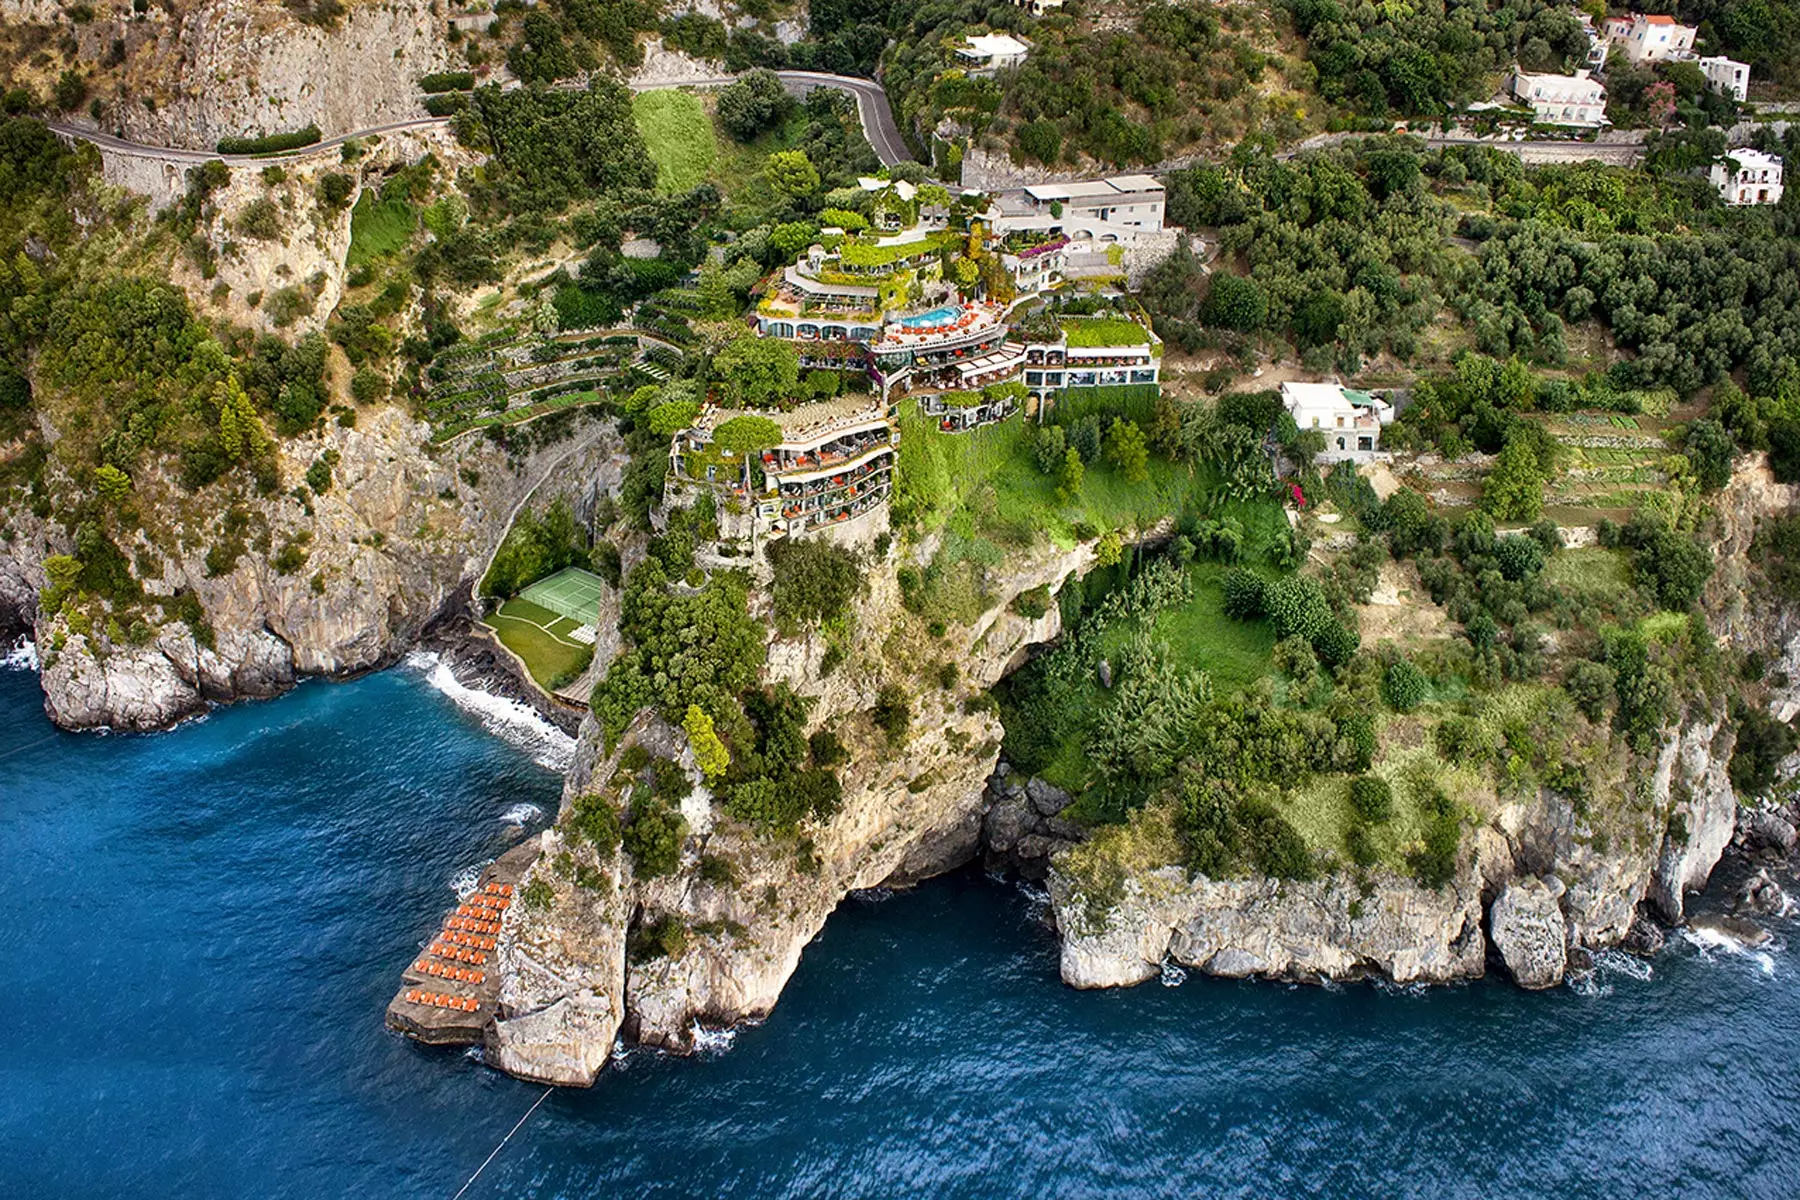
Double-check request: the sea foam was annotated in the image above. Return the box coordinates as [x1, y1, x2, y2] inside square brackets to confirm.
[405, 650, 575, 771]
[499, 802, 546, 827]
[3, 637, 38, 672]
[1681, 924, 1779, 978]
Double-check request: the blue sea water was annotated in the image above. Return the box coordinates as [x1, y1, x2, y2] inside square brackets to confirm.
[3, 654, 1800, 1199]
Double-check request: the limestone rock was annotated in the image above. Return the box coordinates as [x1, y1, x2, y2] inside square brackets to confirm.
[1489, 878, 1568, 990]
[1650, 716, 1738, 923]
[1744, 810, 1798, 854]
[38, 637, 205, 731]
[1049, 862, 1487, 989]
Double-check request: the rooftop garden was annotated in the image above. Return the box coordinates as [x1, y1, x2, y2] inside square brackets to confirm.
[1059, 315, 1152, 348]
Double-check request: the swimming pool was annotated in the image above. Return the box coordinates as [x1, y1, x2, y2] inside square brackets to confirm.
[898, 305, 962, 329]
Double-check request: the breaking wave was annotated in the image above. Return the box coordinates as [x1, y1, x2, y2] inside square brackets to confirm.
[1159, 961, 1188, 988]
[449, 860, 492, 901]
[1681, 924, 1779, 978]
[3, 637, 37, 671]
[405, 650, 574, 771]
[499, 803, 546, 827]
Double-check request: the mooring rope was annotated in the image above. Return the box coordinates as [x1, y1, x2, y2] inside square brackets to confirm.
[451, 1085, 555, 1200]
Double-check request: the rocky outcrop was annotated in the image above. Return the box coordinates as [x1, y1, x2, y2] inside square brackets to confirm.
[1488, 876, 1568, 990]
[1046, 805, 1489, 989]
[1050, 861, 1488, 989]
[1649, 716, 1738, 923]
[10, 407, 626, 731]
[981, 767, 1085, 879]
[486, 827, 630, 1088]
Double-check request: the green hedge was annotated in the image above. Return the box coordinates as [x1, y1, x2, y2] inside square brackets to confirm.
[419, 71, 477, 94]
[217, 125, 322, 155]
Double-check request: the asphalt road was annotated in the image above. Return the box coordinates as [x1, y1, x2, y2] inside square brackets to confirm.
[46, 69, 916, 168]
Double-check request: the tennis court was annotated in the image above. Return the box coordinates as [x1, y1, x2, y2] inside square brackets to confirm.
[520, 567, 606, 625]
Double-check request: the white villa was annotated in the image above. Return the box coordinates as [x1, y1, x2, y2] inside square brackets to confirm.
[955, 33, 1031, 75]
[1603, 13, 1698, 66]
[1281, 381, 1395, 461]
[1710, 150, 1784, 206]
[1507, 69, 1608, 127]
[1699, 55, 1751, 102]
[1010, 0, 1063, 12]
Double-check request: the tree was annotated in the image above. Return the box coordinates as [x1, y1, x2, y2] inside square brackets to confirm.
[765, 149, 820, 200]
[717, 69, 792, 140]
[767, 537, 862, 633]
[623, 793, 687, 877]
[1055, 446, 1085, 501]
[712, 336, 799, 408]
[1201, 273, 1267, 331]
[53, 70, 85, 112]
[1261, 575, 1332, 641]
[1105, 419, 1150, 483]
[769, 220, 817, 260]
[1382, 660, 1427, 711]
[93, 464, 131, 505]
[1684, 418, 1735, 493]
[712, 414, 784, 454]
[1482, 438, 1546, 521]
[1634, 528, 1714, 610]
[684, 705, 731, 780]
[1033, 424, 1067, 474]
[647, 400, 702, 435]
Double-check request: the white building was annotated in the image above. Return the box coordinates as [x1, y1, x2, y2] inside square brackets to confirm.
[1507, 69, 1609, 127]
[1603, 13, 1698, 66]
[1010, 0, 1063, 12]
[955, 33, 1031, 75]
[1711, 150, 1784, 206]
[1577, 11, 1609, 70]
[1699, 55, 1751, 102]
[1280, 381, 1394, 460]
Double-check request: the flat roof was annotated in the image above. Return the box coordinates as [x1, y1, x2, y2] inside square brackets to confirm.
[1106, 173, 1163, 193]
[959, 33, 1030, 56]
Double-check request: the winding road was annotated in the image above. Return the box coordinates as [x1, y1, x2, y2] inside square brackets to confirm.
[46, 69, 917, 168]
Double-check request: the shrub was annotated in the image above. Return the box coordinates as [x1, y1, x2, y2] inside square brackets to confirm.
[1221, 567, 1266, 619]
[571, 793, 622, 852]
[1348, 775, 1394, 823]
[522, 877, 554, 910]
[217, 124, 323, 155]
[809, 728, 848, 767]
[1312, 621, 1360, 670]
[871, 683, 911, 744]
[684, 705, 730, 780]
[1345, 821, 1380, 868]
[1729, 705, 1799, 797]
[623, 793, 687, 877]
[1564, 660, 1616, 722]
[1262, 575, 1332, 641]
[1382, 660, 1427, 712]
[767, 537, 862, 634]
[420, 70, 477, 93]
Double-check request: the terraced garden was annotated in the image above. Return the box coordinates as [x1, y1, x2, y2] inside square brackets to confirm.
[424, 327, 682, 442]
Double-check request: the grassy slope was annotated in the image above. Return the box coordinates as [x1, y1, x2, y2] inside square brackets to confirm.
[632, 90, 718, 195]
[346, 192, 417, 268]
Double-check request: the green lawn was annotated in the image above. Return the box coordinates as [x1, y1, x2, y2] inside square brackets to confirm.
[633, 90, 717, 195]
[484, 598, 592, 691]
[897, 409, 1205, 546]
[346, 191, 417, 267]
[1544, 546, 1632, 593]
[1147, 562, 1280, 690]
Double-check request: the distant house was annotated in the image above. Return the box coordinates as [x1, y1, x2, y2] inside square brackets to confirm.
[1603, 13, 1698, 66]
[1280, 381, 1394, 460]
[955, 33, 1031, 75]
[1016, 175, 1166, 232]
[1698, 55, 1751, 102]
[1009, 0, 1063, 12]
[1506, 69, 1608, 127]
[1710, 149, 1784, 206]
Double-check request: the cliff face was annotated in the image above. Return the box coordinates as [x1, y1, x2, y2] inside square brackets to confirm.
[2, 0, 453, 150]
[488, 532, 1098, 1086]
[6, 409, 625, 730]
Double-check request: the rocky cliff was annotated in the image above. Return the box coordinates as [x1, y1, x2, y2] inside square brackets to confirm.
[3, 408, 625, 730]
[3, 0, 454, 150]
[486, 531, 1103, 1086]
